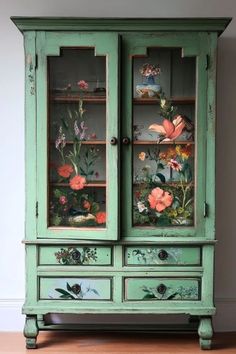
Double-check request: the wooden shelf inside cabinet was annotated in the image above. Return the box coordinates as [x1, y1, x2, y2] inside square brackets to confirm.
[50, 95, 106, 104]
[50, 140, 106, 145]
[133, 140, 194, 145]
[133, 97, 195, 105]
[51, 182, 106, 188]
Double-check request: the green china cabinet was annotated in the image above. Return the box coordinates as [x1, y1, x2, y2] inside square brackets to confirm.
[12, 17, 231, 349]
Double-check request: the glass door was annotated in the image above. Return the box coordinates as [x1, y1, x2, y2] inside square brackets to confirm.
[122, 34, 207, 238]
[36, 32, 119, 240]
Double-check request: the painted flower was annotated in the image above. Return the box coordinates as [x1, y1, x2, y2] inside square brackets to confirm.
[59, 196, 68, 205]
[57, 164, 74, 178]
[176, 144, 192, 160]
[139, 152, 146, 161]
[95, 212, 106, 224]
[168, 159, 182, 171]
[77, 80, 88, 90]
[149, 116, 185, 141]
[69, 175, 86, 190]
[148, 187, 173, 212]
[159, 147, 177, 161]
[83, 200, 91, 210]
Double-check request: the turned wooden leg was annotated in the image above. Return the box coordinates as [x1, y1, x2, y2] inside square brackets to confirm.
[198, 317, 213, 350]
[23, 315, 39, 349]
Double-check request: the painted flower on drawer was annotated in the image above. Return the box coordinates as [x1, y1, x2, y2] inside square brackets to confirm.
[142, 284, 198, 301]
[54, 282, 100, 300]
[55, 246, 98, 265]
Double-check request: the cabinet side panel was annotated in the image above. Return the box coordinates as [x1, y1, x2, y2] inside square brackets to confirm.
[24, 31, 37, 240]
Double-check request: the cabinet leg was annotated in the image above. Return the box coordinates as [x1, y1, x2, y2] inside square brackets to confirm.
[198, 317, 213, 350]
[24, 315, 39, 349]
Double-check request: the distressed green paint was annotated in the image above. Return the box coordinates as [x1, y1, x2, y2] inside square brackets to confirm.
[124, 277, 200, 301]
[36, 31, 119, 240]
[125, 246, 201, 266]
[11, 17, 231, 34]
[39, 245, 112, 265]
[12, 17, 231, 350]
[121, 32, 208, 238]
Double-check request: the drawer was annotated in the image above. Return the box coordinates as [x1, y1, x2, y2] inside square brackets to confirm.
[124, 277, 201, 301]
[39, 277, 112, 300]
[39, 246, 112, 266]
[125, 246, 201, 266]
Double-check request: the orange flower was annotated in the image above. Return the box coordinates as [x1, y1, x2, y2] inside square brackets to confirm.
[139, 152, 146, 161]
[149, 116, 185, 141]
[57, 164, 74, 178]
[148, 187, 173, 212]
[95, 212, 106, 224]
[69, 175, 86, 190]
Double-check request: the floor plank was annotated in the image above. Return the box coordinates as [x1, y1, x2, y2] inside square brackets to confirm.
[0, 332, 235, 353]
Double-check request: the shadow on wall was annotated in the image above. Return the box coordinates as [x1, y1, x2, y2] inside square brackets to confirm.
[215, 37, 236, 299]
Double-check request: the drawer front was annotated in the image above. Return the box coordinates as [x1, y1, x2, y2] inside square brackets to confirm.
[125, 246, 201, 266]
[39, 277, 112, 300]
[124, 277, 200, 301]
[39, 246, 112, 266]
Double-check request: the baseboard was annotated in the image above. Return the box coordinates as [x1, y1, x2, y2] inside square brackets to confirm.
[0, 298, 235, 332]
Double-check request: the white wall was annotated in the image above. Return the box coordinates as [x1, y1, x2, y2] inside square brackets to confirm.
[0, 0, 236, 332]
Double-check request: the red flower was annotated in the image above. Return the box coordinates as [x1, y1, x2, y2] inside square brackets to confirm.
[69, 175, 86, 190]
[59, 196, 68, 205]
[57, 164, 73, 178]
[95, 212, 106, 224]
[83, 200, 91, 210]
[148, 187, 173, 212]
[77, 80, 88, 90]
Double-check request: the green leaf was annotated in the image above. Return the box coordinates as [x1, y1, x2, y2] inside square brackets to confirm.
[157, 163, 165, 170]
[156, 173, 166, 183]
[90, 202, 100, 214]
[55, 288, 71, 296]
[143, 293, 156, 299]
[61, 118, 69, 130]
[166, 292, 178, 300]
[66, 283, 72, 292]
[90, 288, 99, 296]
[54, 189, 64, 198]
[59, 294, 75, 299]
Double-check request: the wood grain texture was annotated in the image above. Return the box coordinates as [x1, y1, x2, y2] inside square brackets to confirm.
[0, 332, 236, 353]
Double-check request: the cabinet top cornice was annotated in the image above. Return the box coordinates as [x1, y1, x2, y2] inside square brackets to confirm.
[11, 17, 231, 35]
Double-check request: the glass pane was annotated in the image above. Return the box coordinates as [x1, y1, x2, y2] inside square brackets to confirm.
[132, 48, 195, 227]
[48, 48, 107, 228]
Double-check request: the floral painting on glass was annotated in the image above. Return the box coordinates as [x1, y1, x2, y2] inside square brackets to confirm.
[133, 64, 195, 227]
[49, 78, 106, 228]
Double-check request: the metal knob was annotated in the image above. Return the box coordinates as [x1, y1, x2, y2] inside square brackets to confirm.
[122, 137, 130, 145]
[158, 249, 168, 261]
[157, 283, 167, 294]
[110, 137, 118, 145]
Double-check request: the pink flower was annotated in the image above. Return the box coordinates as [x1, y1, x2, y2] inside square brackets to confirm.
[69, 175, 86, 190]
[148, 187, 173, 212]
[77, 80, 88, 90]
[168, 159, 182, 171]
[149, 116, 185, 141]
[59, 196, 68, 205]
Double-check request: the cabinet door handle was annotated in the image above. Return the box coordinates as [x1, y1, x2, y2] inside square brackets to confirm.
[157, 283, 167, 294]
[122, 137, 130, 145]
[158, 249, 169, 261]
[110, 137, 118, 145]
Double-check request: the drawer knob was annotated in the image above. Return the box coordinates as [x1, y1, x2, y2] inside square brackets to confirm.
[157, 283, 167, 294]
[71, 249, 81, 262]
[110, 137, 118, 145]
[122, 137, 130, 145]
[158, 249, 168, 261]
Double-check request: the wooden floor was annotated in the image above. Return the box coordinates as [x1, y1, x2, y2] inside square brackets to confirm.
[0, 332, 235, 353]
